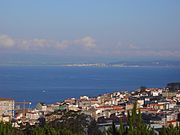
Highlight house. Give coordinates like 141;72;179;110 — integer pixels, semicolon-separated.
95;105;124;118
176;92;180;99
64;98;76;105
36;102;47;111
166;113;179;126
80;96;89;100
78;99;91;109
166;120;178;126
137;99;144;107
26;111;40;120
125;103;134;111
151;90;159;96
168;101;176;109
162;90;176;98
58;104;68;111
148;103;165;110
68;105;81;111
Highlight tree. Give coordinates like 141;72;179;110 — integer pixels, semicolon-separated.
118;118;124;135
88;120;101;135
108;102;157;135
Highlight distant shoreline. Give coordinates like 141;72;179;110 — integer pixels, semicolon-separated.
1;60;180;67
0;64;180;68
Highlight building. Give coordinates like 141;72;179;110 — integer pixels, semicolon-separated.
0;98;15;121
36;102;47;111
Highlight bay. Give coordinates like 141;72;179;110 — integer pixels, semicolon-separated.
0;66;179;106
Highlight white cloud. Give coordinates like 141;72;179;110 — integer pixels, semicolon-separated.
117;41;140;50
0;34;96;51
17;40;30;50
74;36;96;48
0;34;15;48
1;34;179;58
32;38;49;47
56;40;70;49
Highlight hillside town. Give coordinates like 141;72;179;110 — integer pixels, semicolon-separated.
0;82;180;132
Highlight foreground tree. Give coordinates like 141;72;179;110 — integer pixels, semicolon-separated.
106;102;156;135
159;124;180;135
0;122;24;135
1;108;180;135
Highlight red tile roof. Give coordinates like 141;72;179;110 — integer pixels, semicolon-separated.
0;98;14;101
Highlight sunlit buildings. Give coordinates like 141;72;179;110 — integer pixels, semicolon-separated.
0;98;15;122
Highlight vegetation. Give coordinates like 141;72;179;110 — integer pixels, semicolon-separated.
0;107;180;135
105;102;156;135
105;102;180;135
49;110;98;135
0;121;81;135
159;125;180;135
0;111;101;135
0;122;23;135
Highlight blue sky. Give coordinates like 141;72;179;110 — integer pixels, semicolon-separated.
0;0;180;64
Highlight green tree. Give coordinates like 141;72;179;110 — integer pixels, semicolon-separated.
118;118;124;135
108;102;158;135
88;120;100;135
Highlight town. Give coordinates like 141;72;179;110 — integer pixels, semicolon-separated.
0;82;180;133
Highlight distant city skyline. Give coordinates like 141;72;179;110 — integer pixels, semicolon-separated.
0;0;180;64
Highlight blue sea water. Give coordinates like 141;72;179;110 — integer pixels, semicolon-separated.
0;66;179;106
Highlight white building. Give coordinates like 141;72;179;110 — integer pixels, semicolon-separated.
0;98;15;122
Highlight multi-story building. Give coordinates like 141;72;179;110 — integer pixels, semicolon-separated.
0;98;15;121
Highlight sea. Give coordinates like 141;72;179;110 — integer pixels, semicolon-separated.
0;66;180;106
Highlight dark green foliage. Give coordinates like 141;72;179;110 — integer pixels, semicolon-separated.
105;103;180;135
112;122;118;135
159;124;180;135
118;118;123;135
0;121;77;135
0;110;98;135
106;102;157;135
160;126;166;135
1;108;180;135
0;122;23;135
49;111;89;135
87;120;100;135
30;124;72;135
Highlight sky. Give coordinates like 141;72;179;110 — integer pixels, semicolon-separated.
0;0;180;64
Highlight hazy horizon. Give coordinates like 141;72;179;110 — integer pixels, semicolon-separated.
0;0;180;64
